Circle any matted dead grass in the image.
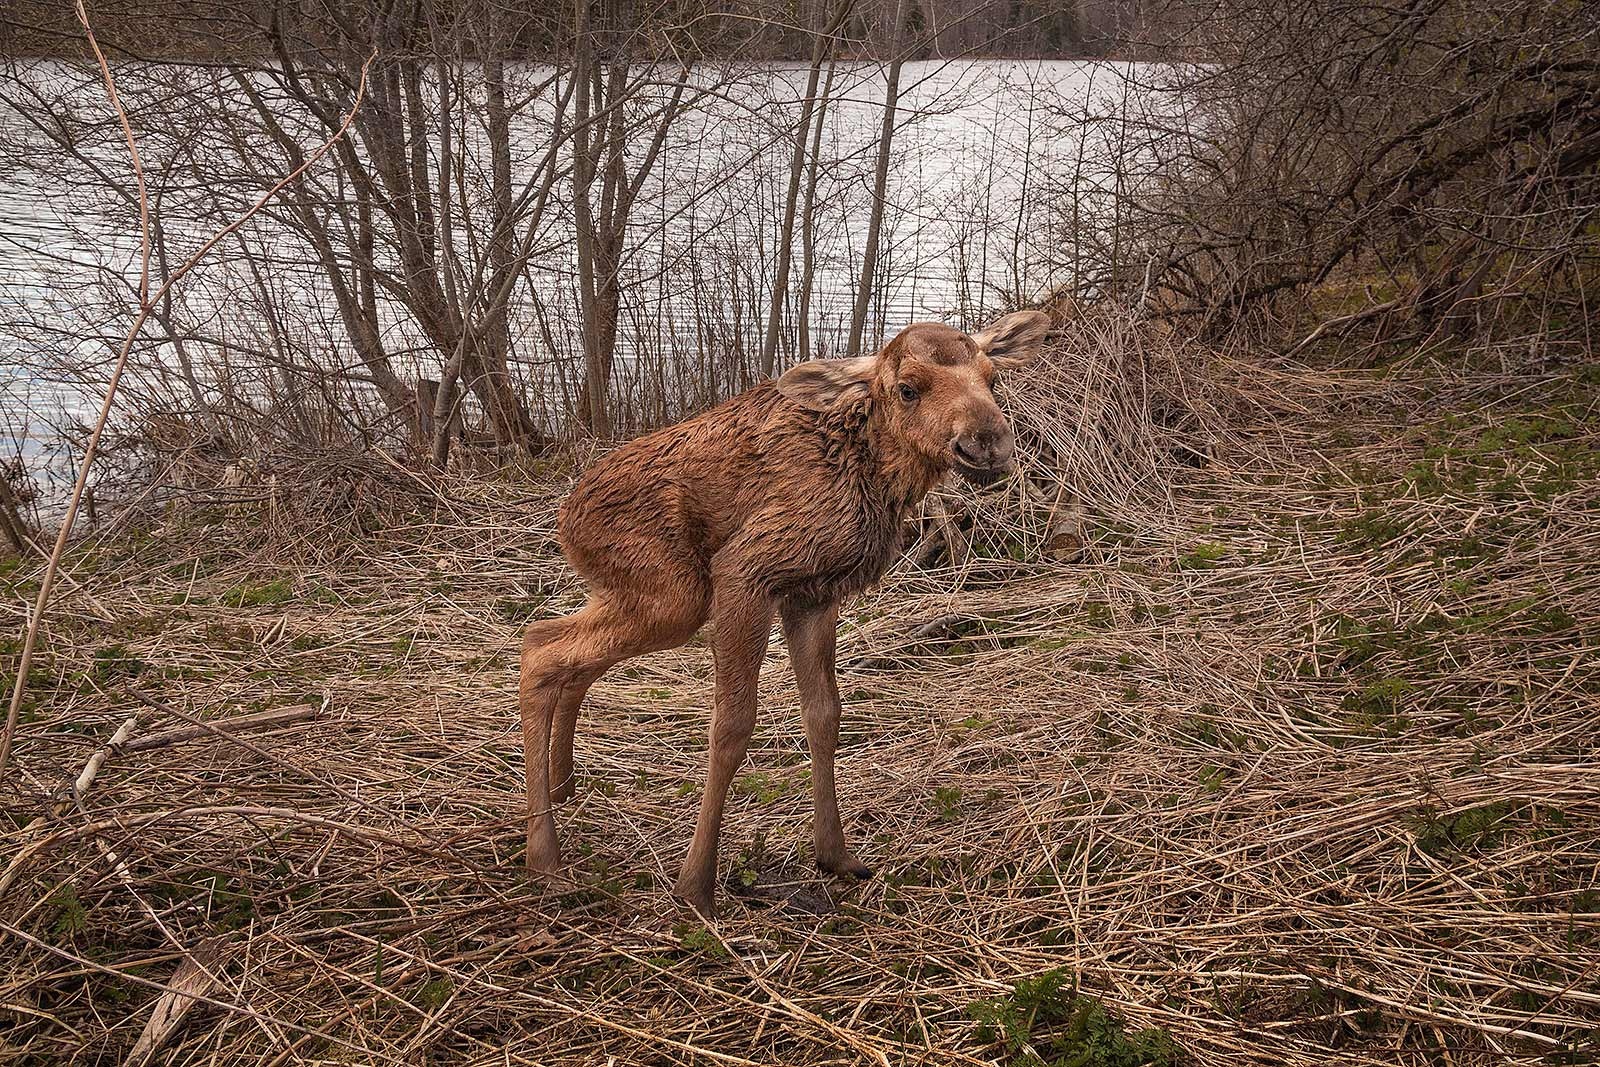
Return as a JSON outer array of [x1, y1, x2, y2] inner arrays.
[[2, 322, 1597, 1066]]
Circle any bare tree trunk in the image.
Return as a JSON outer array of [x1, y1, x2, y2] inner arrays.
[[431, 69, 573, 466], [0, 467, 33, 556], [572, 10, 693, 437], [149, 200, 221, 439], [847, 0, 907, 358], [427, 16, 461, 455], [591, 54, 631, 417], [796, 58, 838, 361], [759, 0, 854, 377], [232, 68, 414, 421], [572, 0, 609, 436], [468, 53, 539, 450]]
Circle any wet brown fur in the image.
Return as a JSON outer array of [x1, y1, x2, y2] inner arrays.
[[518, 312, 1049, 916]]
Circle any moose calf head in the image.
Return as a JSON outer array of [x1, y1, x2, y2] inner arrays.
[[776, 310, 1050, 486]]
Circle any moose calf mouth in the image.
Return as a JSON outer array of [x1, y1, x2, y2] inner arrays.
[[952, 459, 1012, 487]]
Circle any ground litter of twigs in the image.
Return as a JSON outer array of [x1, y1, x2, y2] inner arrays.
[[3, 334, 1597, 1066]]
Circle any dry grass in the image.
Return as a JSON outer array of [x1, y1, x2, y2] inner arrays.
[[2, 321, 1597, 1066]]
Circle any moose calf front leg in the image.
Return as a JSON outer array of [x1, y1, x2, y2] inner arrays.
[[674, 585, 772, 917], [781, 600, 872, 880]]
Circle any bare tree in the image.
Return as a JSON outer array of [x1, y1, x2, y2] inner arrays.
[[847, 0, 908, 358], [759, 0, 855, 376], [570, 0, 701, 437], [795, 57, 841, 361]]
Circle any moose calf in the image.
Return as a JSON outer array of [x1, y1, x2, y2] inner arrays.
[[519, 310, 1050, 916]]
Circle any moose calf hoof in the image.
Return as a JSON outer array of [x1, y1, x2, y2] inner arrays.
[[672, 880, 717, 920], [819, 853, 874, 880], [550, 779, 575, 804], [525, 839, 561, 879]]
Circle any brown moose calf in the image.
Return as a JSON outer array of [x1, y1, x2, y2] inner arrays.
[[519, 310, 1050, 916]]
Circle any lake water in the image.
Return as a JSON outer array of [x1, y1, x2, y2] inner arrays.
[[0, 58, 1147, 496]]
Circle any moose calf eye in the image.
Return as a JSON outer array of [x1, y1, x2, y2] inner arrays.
[[897, 382, 919, 403]]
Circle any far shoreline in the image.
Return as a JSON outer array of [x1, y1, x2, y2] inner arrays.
[[2, 48, 1146, 64]]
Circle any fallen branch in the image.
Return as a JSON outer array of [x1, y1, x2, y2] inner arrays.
[[125, 935, 230, 1067], [121, 703, 320, 753]]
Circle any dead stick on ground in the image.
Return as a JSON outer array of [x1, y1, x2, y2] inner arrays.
[[124, 935, 229, 1067], [122, 703, 321, 753], [4, 713, 140, 848], [0, 6, 375, 780]]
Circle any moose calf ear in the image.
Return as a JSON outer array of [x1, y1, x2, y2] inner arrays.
[[971, 310, 1050, 370], [776, 356, 878, 411]]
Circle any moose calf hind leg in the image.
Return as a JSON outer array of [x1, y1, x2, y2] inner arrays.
[[549, 667, 604, 804], [520, 608, 609, 877], [523, 590, 708, 880], [518, 671, 562, 875]]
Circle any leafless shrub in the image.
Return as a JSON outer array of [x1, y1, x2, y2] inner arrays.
[[1043, 0, 1600, 357]]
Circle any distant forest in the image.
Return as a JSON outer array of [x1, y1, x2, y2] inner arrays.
[[1, 0, 1145, 60]]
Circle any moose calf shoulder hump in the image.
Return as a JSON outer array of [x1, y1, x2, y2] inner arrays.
[[518, 310, 1050, 916]]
